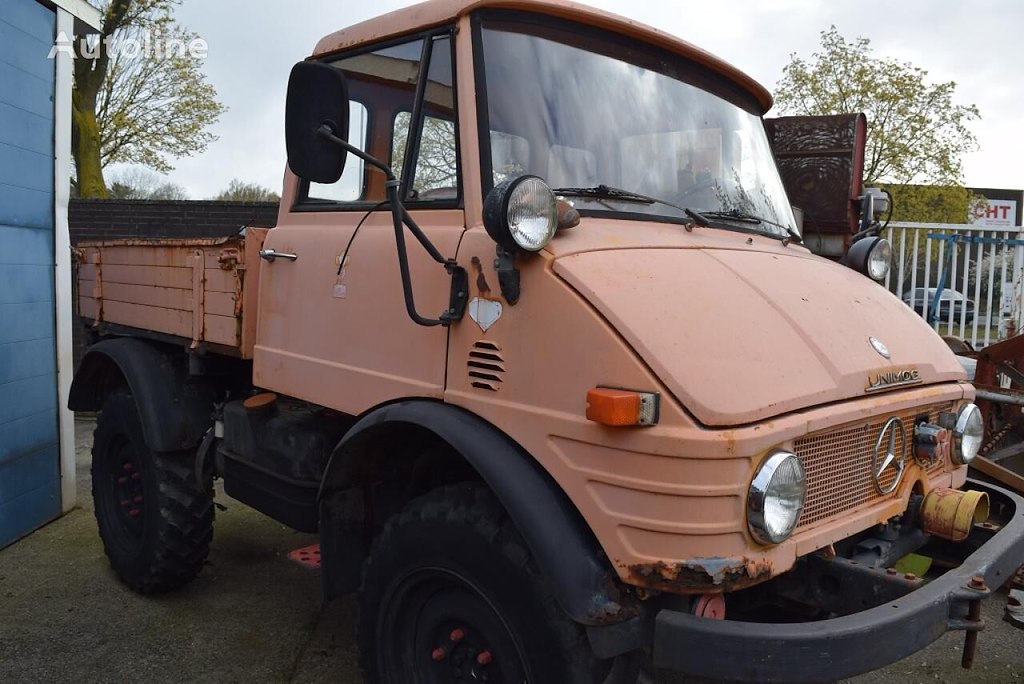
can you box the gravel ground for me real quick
[0,415,1020,683]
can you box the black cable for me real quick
[337,200,390,275]
[881,188,894,231]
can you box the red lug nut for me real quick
[431,647,447,662]
[449,628,465,642]
[476,650,493,665]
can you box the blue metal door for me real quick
[0,0,60,547]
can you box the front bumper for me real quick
[652,479,1024,682]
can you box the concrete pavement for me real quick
[0,416,1020,683]
[0,416,356,683]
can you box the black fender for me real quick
[68,338,215,453]
[318,399,633,626]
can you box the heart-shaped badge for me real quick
[469,297,503,332]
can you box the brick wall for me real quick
[69,199,279,243]
[69,199,280,369]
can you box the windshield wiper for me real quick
[697,209,802,244]
[553,185,687,213]
[554,186,801,243]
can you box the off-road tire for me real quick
[357,482,627,684]
[91,388,213,593]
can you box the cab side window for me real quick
[305,33,459,207]
[391,36,459,201]
[309,101,369,202]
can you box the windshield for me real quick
[477,16,796,239]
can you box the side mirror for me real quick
[285,61,350,183]
[858,186,891,233]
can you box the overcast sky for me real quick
[152,0,1024,199]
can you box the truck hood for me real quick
[553,246,967,426]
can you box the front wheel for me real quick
[91,388,213,593]
[357,483,626,683]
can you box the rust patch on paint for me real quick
[557,199,580,229]
[627,556,773,593]
[471,256,492,298]
[218,248,241,270]
[583,574,640,625]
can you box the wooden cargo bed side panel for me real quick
[204,314,241,347]
[204,268,238,293]
[205,291,238,317]
[75,234,263,355]
[84,281,193,312]
[78,295,98,320]
[80,264,235,292]
[81,245,200,268]
[101,300,193,339]
[79,263,194,290]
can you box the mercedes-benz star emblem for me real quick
[872,416,906,494]
[869,336,891,359]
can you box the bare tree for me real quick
[107,166,189,199]
[214,179,280,202]
[73,1,225,197]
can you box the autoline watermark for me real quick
[48,31,208,60]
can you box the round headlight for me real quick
[952,403,984,465]
[483,175,558,252]
[842,236,891,282]
[867,238,892,281]
[748,450,806,545]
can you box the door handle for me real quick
[259,249,298,262]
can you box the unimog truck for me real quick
[69,1,1024,681]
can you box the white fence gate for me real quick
[884,222,1024,349]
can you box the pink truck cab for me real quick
[70,1,1024,682]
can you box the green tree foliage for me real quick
[214,179,280,202]
[886,184,987,224]
[72,1,225,197]
[775,27,980,223]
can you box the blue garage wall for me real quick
[0,0,60,547]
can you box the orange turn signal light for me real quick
[586,387,659,426]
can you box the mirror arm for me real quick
[316,124,393,178]
[385,181,467,327]
[316,123,444,264]
[400,204,447,265]
[317,125,466,327]
[383,180,442,327]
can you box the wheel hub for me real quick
[428,624,499,680]
[112,443,145,535]
[383,571,528,684]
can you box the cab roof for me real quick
[312,0,773,112]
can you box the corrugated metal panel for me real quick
[0,0,59,548]
[0,9,56,83]
[0,60,55,119]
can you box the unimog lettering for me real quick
[866,367,923,392]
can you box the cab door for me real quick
[254,32,464,414]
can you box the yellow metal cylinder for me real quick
[920,488,990,542]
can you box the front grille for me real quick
[794,402,953,531]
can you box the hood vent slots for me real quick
[469,341,505,391]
